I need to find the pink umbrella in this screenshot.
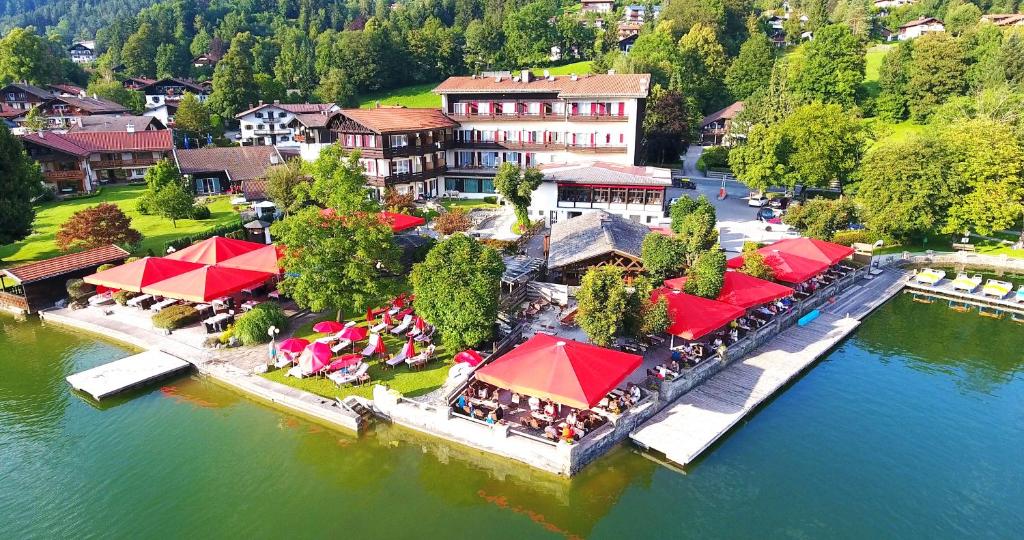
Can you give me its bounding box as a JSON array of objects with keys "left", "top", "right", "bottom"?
[
  {"left": 414, "top": 316, "right": 426, "bottom": 331},
  {"left": 313, "top": 320, "right": 345, "bottom": 334},
  {"left": 382, "top": 311, "right": 394, "bottom": 326},
  {"left": 327, "top": 353, "right": 362, "bottom": 373},
  {"left": 373, "top": 334, "right": 388, "bottom": 356},
  {"left": 338, "top": 325, "right": 368, "bottom": 342},
  {"left": 278, "top": 338, "right": 309, "bottom": 355},
  {"left": 454, "top": 349, "right": 484, "bottom": 367},
  {"left": 402, "top": 336, "right": 417, "bottom": 358},
  {"left": 299, "top": 342, "right": 333, "bottom": 374}
]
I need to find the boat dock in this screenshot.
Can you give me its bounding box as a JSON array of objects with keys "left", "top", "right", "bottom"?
[
  {"left": 66, "top": 350, "right": 192, "bottom": 400},
  {"left": 630, "top": 269, "right": 905, "bottom": 467},
  {"left": 903, "top": 280, "right": 1024, "bottom": 317}
]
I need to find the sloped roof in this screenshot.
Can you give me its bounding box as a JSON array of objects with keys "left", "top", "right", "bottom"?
[
  {"left": 235, "top": 102, "right": 335, "bottom": 118},
  {"left": 339, "top": 107, "right": 457, "bottom": 133},
  {"left": 48, "top": 95, "right": 128, "bottom": 114},
  {"left": 19, "top": 132, "right": 92, "bottom": 156},
  {"left": 537, "top": 161, "right": 672, "bottom": 187},
  {"left": 1, "top": 83, "right": 53, "bottom": 99},
  {"left": 47, "top": 83, "right": 85, "bottom": 96},
  {"left": 174, "top": 146, "right": 284, "bottom": 182},
  {"left": 900, "top": 17, "right": 943, "bottom": 29},
  {"left": 3, "top": 245, "right": 129, "bottom": 284},
  {"left": 20, "top": 130, "right": 173, "bottom": 155},
  {"left": 69, "top": 115, "right": 166, "bottom": 132},
  {"left": 137, "top": 77, "right": 208, "bottom": 94},
  {"left": 701, "top": 101, "right": 745, "bottom": 127},
  {"left": 434, "top": 73, "right": 651, "bottom": 98},
  {"left": 548, "top": 210, "right": 649, "bottom": 269},
  {"left": 291, "top": 112, "right": 335, "bottom": 128}
]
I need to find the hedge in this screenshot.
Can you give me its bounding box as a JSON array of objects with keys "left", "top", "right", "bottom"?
[
  {"left": 66, "top": 279, "right": 95, "bottom": 301},
  {"left": 233, "top": 302, "right": 289, "bottom": 346},
  {"left": 832, "top": 229, "right": 882, "bottom": 247},
  {"left": 113, "top": 290, "right": 139, "bottom": 305},
  {"left": 165, "top": 221, "right": 244, "bottom": 252},
  {"left": 152, "top": 304, "right": 201, "bottom": 330}
]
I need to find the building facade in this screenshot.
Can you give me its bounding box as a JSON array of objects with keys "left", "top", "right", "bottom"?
[
  {"left": 529, "top": 161, "right": 671, "bottom": 227},
  {"left": 68, "top": 41, "right": 96, "bottom": 63},
  {"left": 174, "top": 146, "right": 285, "bottom": 199},
  {"left": 236, "top": 102, "right": 338, "bottom": 148},
  {"left": 0, "top": 83, "right": 53, "bottom": 113},
  {"left": 434, "top": 71, "right": 650, "bottom": 198},
  {"left": 700, "top": 101, "right": 745, "bottom": 146},
  {"left": 899, "top": 17, "right": 945, "bottom": 40}
]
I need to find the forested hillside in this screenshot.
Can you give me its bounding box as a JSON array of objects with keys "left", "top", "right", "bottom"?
[{"left": 0, "top": 0, "right": 159, "bottom": 38}]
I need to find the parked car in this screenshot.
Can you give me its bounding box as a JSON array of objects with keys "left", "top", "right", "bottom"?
[
  {"left": 676, "top": 178, "right": 696, "bottom": 190},
  {"left": 747, "top": 192, "right": 769, "bottom": 207}
]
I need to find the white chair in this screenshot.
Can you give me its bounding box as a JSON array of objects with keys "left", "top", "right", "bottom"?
[
  {"left": 390, "top": 315, "right": 413, "bottom": 335},
  {"left": 369, "top": 320, "right": 387, "bottom": 333},
  {"left": 330, "top": 339, "right": 352, "bottom": 353},
  {"left": 385, "top": 350, "right": 408, "bottom": 368},
  {"left": 329, "top": 363, "right": 369, "bottom": 386},
  {"left": 360, "top": 334, "right": 380, "bottom": 357}
]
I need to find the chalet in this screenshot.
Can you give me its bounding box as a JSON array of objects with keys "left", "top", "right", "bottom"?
[
  {"left": 192, "top": 52, "right": 220, "bottom": 68},
  {"left": 288, "top": 110, "right": 337, "bottom": 160},
  {"left": 617, "top": 22, "right": 643, "bottom": 39},
  {"left": 68, "top": 115, "right": 166, "bottom": 132},
  {"left": 122, "top": 77, "right": 157, "bottom": 91},
  {"left": 899, "top": 17, "right": 944, "bottom": 40},
  {"left": 236, "top": 102, "right": 338, "bottom": 148},
  {"left": 174, "top": 145, "right": 285, "bottom": 199},
  {"left": 624, "top": 4, "right": 660, "bottom": 23},
  {"left": 982, "top": 14, "right": 1024, "bottom": 27},
  {"left": 47, "top": 83, "right": 85, "bottom": 97},
  {"left": 144, "top": 103, "right": 178, "bottom": 127},
  {"left": 136, "top": 78, "right": 210, "bottom": 109},
  {"left": 20, "top": 130, "right": 174, "bottom": 194},
  {"left": 0, "top": 245, "right": 129, "bottom": 315},
  {"left": 546, "top": 210, "right": 650, "bottom": 285},
  {"left": 581, "top": 0, "right": 615, "bottom": 14},
  {"left": 874, "top": 0, "right": 915, "bottom": 9},
  {"left": 24, "top": 95, "right": 129, "bottom": 129},
  {"left": 68, "top": 41, "right": 96, "bottom": 64},
  {"left": 325, "top": 107, "right": 457, "bottom": 199},
  {"left": 701, "top": 101, "right": 745, "bottom": 146},
  {"left": 530, "top": 161, "right": 671, "bottom": 227},
  {"left": 0, "top": 83, "right": 53, "bottom": 112}
]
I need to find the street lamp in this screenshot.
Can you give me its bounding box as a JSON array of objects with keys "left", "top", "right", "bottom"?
[{"left": 267, "top": 325, "right": 280, "bottom": 364}]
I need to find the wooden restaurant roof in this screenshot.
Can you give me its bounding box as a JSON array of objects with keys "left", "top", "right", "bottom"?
[{"left": 3, "top": 245, "right": 129, "bottom": 284}]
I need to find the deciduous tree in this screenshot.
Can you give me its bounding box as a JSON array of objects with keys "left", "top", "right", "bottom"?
[
  {"left": 791, "top": 24, "right": 865, "bottom": 107},
  {"left": 782, "top": 198, "right": 858, "bottom": 240},
  {"left": 56, "top": 203, "right": 142, "bottom": 251},
  {"left": 153, "top": 180, "right": 195, "bottom": 228},
  {"left": 725, "top": 32, "right": 775, "bottom": 101},
  {"left": 173, "top": 93, "right": 212, "bottom": 143},
  {"left": 641, "top": 84, "right": 698, "bottom": 164},
  {"left": 576, "top": 265, "right": 629, "bottom": 347},
  {"left": 209, "top": 32, "right": 257, "bottom": 119},
  {"left": 411, "top": 235, "right": 504, "bottom": 350},
  {"left": 907, "top": 33, "right": 968, "bottom": 121},
  {"left": 642, "top": 232, "right": 688, "bottom": 283},
  {"left": 677, "top": 23, "right": 730, "bottom": 112},
  {"left": 493, "top": 162, "right": 543, "bottom": 232},
  {"left": 300, "top": 145, "right": 377, "bottom": 213},
  {"left": 265, "top": 158, "right": 306, "bottom": 214},
  {"left": 0, "top": 124, "right": 43, "bottom": 247},
  {"left": 683, "top": 245, "right": 726, "bottom": 298}
]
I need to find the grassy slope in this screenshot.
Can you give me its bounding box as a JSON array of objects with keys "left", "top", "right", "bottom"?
[
  {"left": 0, "top": 185, "right": 238, "bottom": 266},
  {"left": 355, "top": 61, "right": 595, "bottom": 109}
]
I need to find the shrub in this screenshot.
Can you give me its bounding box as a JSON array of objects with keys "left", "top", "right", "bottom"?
[
  {"left": 233, "top": 303, "right": 288, "bottom": 346},
  {"left": 832, "top": 229, "right": 882, "bottom": 246},
  {"left": 218, "top": 325, "right": 235, "bottom": 345},
  {"left": 483, "top": 196, "right": 498, "bottom": 204},
  {"left": 696, "top": 146, "right": 731, "bottom": 173},
  {"left": 384, "top": 188, "right": 416, "bottom": 212},
  {"left": 434, "top": 209, "right": 473, "bottom": 235},
  {"left": 113, "top": 290, "right": 139, "bottom": 305},
  {"left": 135, "top": 193, "right": 154, "bottom": 215},
  {"left": 125, "top": 256, "right": 141, "bottom": 263},
  {"left": 165, "top": 221, "right": 244, "bottom": 252},
  {"left": 480, "top": 238, "right": 515, "bottom": 254},
  {"left": 152, "top": 304, "right": 200, "bottom": 330},
  {"left": 191, "top": 204, "right": 212, "bottom": 220},
  {"left": 66, "top": 279, "right": 95, "bottom": 301},
  {"left": 96, "top": 264, "right": 116, "bottom": 272}
]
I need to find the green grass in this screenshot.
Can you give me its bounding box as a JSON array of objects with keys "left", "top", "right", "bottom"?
[
  {"left": 531, "top": 60, "right": 593, "bottom": 76},
  {"left": 261, "top": 314, "right": 453, "bottom": 400},
  {"left": 440, "top": 199, "right": 501, "bottom": 211},
  {"left": 864, "top": 118, "right": 928, "bottom": 148},
  {"left": 0, "top": 185, "right": 239, "bottom": 266},
  {"left": 864, "top": 45, "right": 892, "bottom": 84}
]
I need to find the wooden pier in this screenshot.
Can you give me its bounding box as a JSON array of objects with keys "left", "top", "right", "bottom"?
[
  {"left": 66, "top": 350, "right": 192, "bottom": 401},
  {"left": 630, "top": 269, "right": 905, "bottom": 467}
]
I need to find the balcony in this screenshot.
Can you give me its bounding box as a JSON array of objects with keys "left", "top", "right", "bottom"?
[
  {"left": 566, "top": 144, "right": 628, "bottom": 154},
  {"left": 365, "top": 168, "right": 445, "bottom": 187},
  {"left": 44, "top": 169, "right": 85, "bottom": 181},
  {"left": 567, "top": 113, "right": 629, "bottom": 122},
  {"left": 91, "top": 157, "right": 158, "bottom": 169},
  {"left": 445, "top": 164, "right": 501, "bottom": 175},
  {"left": 447, "top": 111, "right": 559, "bottom": 122},
  {"left": 452, "top": 140, "right": 560, "bottom": 151}
]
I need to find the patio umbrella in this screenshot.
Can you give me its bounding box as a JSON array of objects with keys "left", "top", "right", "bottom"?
[
  {"left": 454, "top": 349, "right": 484, "bottom": 367},
  {"left": 299, "top": 342, "right": 332, "bottom": 374},
  {"left": 278, "top": 338, "right": 309, "bottom": 355},
  {"left": 165, "top": 236, "right": 265, "bottom": 265},
  {"left": 401, "top": 336, "right": 417, "bottom": 358},
  {"left": 373, "top": 334, "right": 388, "bottom": 356},
  {"left": 338, "top": 325, "right": 368, "bottom": 342},
  {"left": 313, "top": 320, "right": 345, "bottom": 334},
  {"left": 393, "top": 295, "right": 406, "bottom": 308},
  {"left": 217, "top": 244, "right": 283, "bottom": 274},
  {"left": 414, "top": 316, "right": 427, "bottom": 332},
  {"left": 382, "top": 311, "right": 395, "bottom": 326},
  {"left": 327, "top": 353, "right": 362, "bottom": 373},
  {"left": 366, "top": 307, "right": 374, "bottom": 322},
  {"left": 84, "top": 257, "right": 205, "bottom": 292},
  {"left": 140, "top": 266, "right": 272, "bottom": 303}
]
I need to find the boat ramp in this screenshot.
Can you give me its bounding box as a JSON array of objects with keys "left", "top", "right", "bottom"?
[{"left": 66, "top": 350, "right": 192, "bottom": 401}]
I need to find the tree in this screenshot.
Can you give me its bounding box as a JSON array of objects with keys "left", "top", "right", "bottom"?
[
  {"left": 315, "top": 68, "right": 356, "bottom": 108},
  {"left": 555, "top": 12, "right": 596, "bottom": 61},
  {"left": 576, "top": 265, "right": 629, "bottom": 347},
  {"left": 725, "top": 33, "right": 775, "bottom": 100},
  {"left": 86, "top": 80, "right": 145, "bottom": 114},
  {"left": 660, "top": 0, "right": 727, "bottom": 39},
  {"left": 493, "top": 162, "right": 543, "bottom": 232},
  {"left": 616, "top": 21, "right": 679, "bottom": 86},
  {"left": 739, "top": 250, "right": 774, "bottom": 280},
  {"left": 782, "top": 198, "right": 858, "bottom": 240},
  {"left": 173, "top": 93, "right": 212, "bottom": 143},
  {"left": 945, "top": 3, "right": 982, "bottom": 36},
  {"left": 273, "top": 207, "right": 399, "bottom": 320},
  {"left": 677, "top": 22, "right": 730, "bottom": 112},
  {"left": 0, "top": 26, "right": 57, "bottom": 84},
  {"left": 254, "top": 73, "right": 288, "bottom": 104},
  {"left": 678, "top": 208, "right": 719, "bottom": 264},
  {"left": 730, "top": 103, "right": 864, "bottom": 192},
  {"left": 121, "top": 22, "right": 157, "bottom": 77},
  {"left": 855, "top": 134, "right": 955, "bottom": 240},
  {"left": 640, "top": 296, "right": 671, "bottom": 337},
  {"left": 791, "top": 24, "right": 865, "bottom": 107},
  {"left": 876, "top": 42, "right": 913, "bottom": 122},
  {"left": 155, "top": 43, "right": 189, "bottom": 79},
  {"left": 502, "top": 1, "right": 557, "bottom": 66},
  {"left": 274, "top": 26, "right": 316, "bottom": 92},
  {"left": 22, "top": 106, "right": 46, "bottom": 131},
  {"left": 1004, "top": 29, "right": 1024, "bottom": 86},
  {"left": 411, "top": 234, "right": 504, "bottom": 351},
  {"left": 464, "top": 18, "right": 504, "bottom": 71},
  {"left": 731, "top": 63, "right": 796, "bottom": 137},
  {"left": 907, "top": 33, "right": 968, "bottom": 121},
  {"left": 642, "top": 84, "right": 698, "bottom": 164},
  {"left": 683, "top": 245, "right": 726, "bottom": 299},
  {"left": 265, "top": 159, "right": 306, "bottom": 214},
  {"left": 300, "top": 145, "right": 377, "bottom": 213},
  {"left": 153, "top": 181, "right": 195, "bottom": 228},
  {"left": 669, "top": 194, "right": 716, "bottom": 235},
  {"left": 433, "top": 209, "right": 473, "bottom": 235},
  {"left": 0, "top": 124, "right": 43, "bottom": 246},
  {"left": 209, "top": 32, "right": 257, "bottom": 119},
  {"left": 642, "top": 233, "right": 688, "bottom": 283},
  {"left": 56, "top": 203, "right": 142, "bottom": 251}
]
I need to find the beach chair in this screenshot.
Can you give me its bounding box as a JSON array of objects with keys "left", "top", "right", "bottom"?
[
  {"left": 1016, "top": 285, "right": 1024, "bottom": 303},
  {"left": 330, "top": 339, "right": 352, "bottom": 353},
  {"left": 286, "top": 364, "right": 312, "bottom": 378},
  {"left": 88, "top": 292, "right": 114, "bottom": 306},
  {"left": 951, "top": 273, "right": 983, "bottom": 292},
  {"left": 982, "top": 279, "right": 1013, "bottom": 299},
  {"left": 384, "top": 349, "right": 408, "bottom": 368},
  {"left": 329, "top": 363, "right": 369, "bottom": 386},
  {"left": 407, "top": 345, "right": 435, "bottom": 370},
  {"left": 369, "top": 320, "right": 388, "bottom": 333},
  {"left": 273, "top": 352, "right": 295, "bottom": 369},
  {"left": 914, "top": 268, "right": 945, "bottom": 286},
  {"left": 390, "top": 314, "right": 413, "bottom": 335},
  {"left": 360, "top": 334, "right": 380, "bottom": 357}
]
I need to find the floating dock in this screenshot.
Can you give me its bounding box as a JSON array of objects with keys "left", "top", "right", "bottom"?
[
  {"left": 903, "top": 280, "right": 1024, "bottom": 317},
  {"left": 630, "top": 269, "right": 905, "bottom": 467},
  {"left": 66, "top": 350, "right": 192, "bottom": 400}
]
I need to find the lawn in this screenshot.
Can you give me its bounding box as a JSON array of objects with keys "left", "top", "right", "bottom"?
[
  {"left": 0, "top": 184, "right": 240, "bottom": 266},
  {"left": 532, "top": 60, "right": 593, "bottom": 76},
  {"left": 440, "top": 198, "right": 501, "bottom": 211},
  {"left": 864, "top": 118, "right": 928, "bottom": 148},
  {"left": 861, "top": 44, "right": 892, "bottom": 100},
  {"left": 261, "top": 313, "right": 453, "bottom": 400}
]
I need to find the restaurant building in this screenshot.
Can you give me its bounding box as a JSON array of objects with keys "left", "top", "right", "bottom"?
[
  {"left": 530, "top": 161, "right": 671, "bottom": 227},
  {"left": 546, "top": 210, "right": 650, "bottom": 285}
]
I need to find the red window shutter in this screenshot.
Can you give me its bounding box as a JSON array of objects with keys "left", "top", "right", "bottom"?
[
  {"left": 590, "top": 133, "right": 595, "bottom": 146},
  {"left": 618, "top": 102, "right": 625, "bottom": 116}
]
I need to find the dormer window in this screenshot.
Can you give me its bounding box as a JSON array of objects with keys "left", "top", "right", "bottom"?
[{"left": 278, "top": 112, "right": 286, "bottom": 118}]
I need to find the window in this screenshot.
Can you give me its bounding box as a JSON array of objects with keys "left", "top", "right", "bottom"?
[
  {"left": 390, "top": 134, "right": 409, "bottom": 147},
  {"left": 278, "top": 112, "right": 286, "bottom": 118},
  {"left": 151, "top": 96, "right": 159, "bottom": 103},
  {"left": 611, "top": 189, "right": 627, "bottom": 203},
  {"left": 195, "top": 177, "right": 221, "bottom": 195},
  {"left": 279, "top": 123, "right": 286, "bottom": 129},
  {"left": 255, "top": 112, "right": 263, "bottom": 118},
  {"left": 394, "top": 159, "right": 411, "bottom": 175},
  {"left": 244, "top": 124, "right": 252, "bottom": 130},
  {"left": 280, "top": 136, "right": 290, "bottom": 141},
  {"left": 464, "top": 178, "right": 479, "bottom": 193}
]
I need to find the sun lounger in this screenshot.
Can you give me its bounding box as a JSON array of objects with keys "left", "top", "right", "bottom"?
[
  {"left": 126, "top": 294, "right": 151, "bottom": 307},
  {"left": 390, "top": 314, "right": 413, "bottom": 335},
  {"left": 370, "top": 321, "right": 387, "bottom": 333},
  {"left": 360, "top": 334, "right": 381, "bottom": 357},
  {"left": 384, "top": 350, "right": 408, "bottom": 368},
  {"left": 330, "top": 339, "right": 352, "bottom": 353},
  {"left": 914, "top": 268, "right": 945, "bottom": 286},
  {"left": 406, "top": 347, "right": 434, "bottom": 370},
  {"left": 328, "top": 362, "right": 369, "bottom": 386},
  {"left": 88, "top": 292, "right": 114, "bottom": 306},
  {"left": 286, "top": 365, "right": 314, "bottom": 378},
  {"left": 982, "top": 279, "right": 1013, "bottom": 299},
  {"left": 273, "top": 353, "right": 295, "bottom": 369},
  {"left": 951, "top": 273, "right": 983, "bottom": 292}
]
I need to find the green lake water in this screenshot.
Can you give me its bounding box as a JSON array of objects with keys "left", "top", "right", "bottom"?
[{"left": 2, "top": 294, "right": 1023, "bottom": 538}]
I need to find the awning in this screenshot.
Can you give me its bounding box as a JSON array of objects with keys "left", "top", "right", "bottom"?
[
  {"left": 379, "top": 211, "right": 425, "bottom": 233},
  {"left": 727, "top": 250, "right": 828, "bottom": 284},
  {"left": 217, "top": 244, "right": 283, "bottom": 274},
  {"left": 475, "top": 333, "right": 642, "bottom": 410},
  {"left": 763, "top": 237, "right": 854, "bottom": 265},
  {"left": 652, "top": 287, "right": 745, "bottom": 341},
  {"left": 664, "top": 271, "right": 794, "bottom": 309},
  {"left": 83, "top": 257, "right": 204, "bottom": 292},
  {"left": 165, "top": 236, "right": 266, "bottom": 265},
  {"left": 141, "top": 265, "right": 272, "bottom": 302}
]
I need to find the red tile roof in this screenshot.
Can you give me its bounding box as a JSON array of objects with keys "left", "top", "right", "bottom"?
[
  {"left": 3, "top": 245, "right": 129, "bottom": 284},
  {"left": 701, "top": 101, "right": 745, "bottom": 127},
  {"left": 174, "top": 146, "right": 284, "bottom": 182},
  {"left": 235, "top": 102, "right": 335, "bottom": 118},
  {"left": 434, "top": 73, "right": 651, "bottom": 98},
  {"left": 899, "top": 17, "right": 943, "bottom": 30},
  {"left": 19, "top": 132, "right": 92, "bottom": 156},
  {"left": 19, "top": 130, "right": 174, "bottom": 156},
  {"left": 48, "top": 83, "right": 85, "bottom": 96},
  {"left": 0, "top": 104, "right": 22, "bottom": 119},
  {"left": 339, "top": 107, "right": 457, "bottom": 133}
]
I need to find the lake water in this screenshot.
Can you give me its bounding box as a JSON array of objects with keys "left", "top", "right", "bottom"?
[{"left": 2, "top": 294, "right": 1022, "bottom": 539}]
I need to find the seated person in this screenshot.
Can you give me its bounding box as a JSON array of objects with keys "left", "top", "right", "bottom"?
[
  {"left": 544, "top": 424, "right": 558, "bottom": 440},
  {"left": 455, "top": 394, "right": 468, "bottom": 414},
  {"left": 528, "top": 395, "right": 541, "bottom": 411},
  {"left": 607, "top": 398, "right": 622, "bottom": 414},
  {"left": 729, "top": 328, "right": 740, "bottom": 343},
  {"left": 565, "top": 409, "right": 577, "bottom": 426},
  {"left": 712, "top": 337, "right": 724, "bottom": 348},
  {"left": 477, "top": 386, "right": 489, "bottom": 399},
  {"left": 629, "top": 384, "right": 642, "bottom": 403},
  {"left": 493, "top": 404, "right": 504, "bottom": 422},
  {"left": 561, "top": 424, "right": 575, "bottom": 442},
  {"left": 543, "top": 401, "right": 556, "bottom": 417},
  {"left": 510, "top": 392, "right": 521, "bottom": 410},
  {"left": 669, "top": 359, "right": 681, "bottom": 373}
]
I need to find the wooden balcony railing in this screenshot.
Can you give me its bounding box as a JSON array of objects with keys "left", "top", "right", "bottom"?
[
  {"left": 44, "top": 169, "right": 85, "bottom": 181},
  {"left": 91, "top": 157, "right": 157, "bottom": 169}
]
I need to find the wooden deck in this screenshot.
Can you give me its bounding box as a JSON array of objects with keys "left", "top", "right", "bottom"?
[
  {"left": 630, "top": 269, "right": 905, "bottom": 467},
  {"left": 903, "top": 279, "right": 1024, "bottom": 316},
  {"left": 66, "top": 350, "right": 192, "bottom": 401}
]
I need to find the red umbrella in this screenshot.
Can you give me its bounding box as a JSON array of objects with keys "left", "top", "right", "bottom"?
[
  {"left": 454, "top": 349, "right": 484, "bottom": 367},
  {"left": 338, "top": 325, "right": 368, "bottom": 342},
  {"left": 401, "top": 336, "right": 417, "bottom": 358},
  {"left": 313, "top": 320, "right": 345, "bottom": 334},
  {"left": 652, "top": 288, "right": 745, "bottom": 341},
  {"left": 393, "top": 295, "right": 406, "bottom": 308},
  {"left": 373, "top": 334, "right": 388, "bottom": 355},
  {"left": 278, "top": 338, "right": 309, "bottom": 355},
  {"left": 84, "top": 257, "right": 205, "bottom": 292},
  {"left": 414, "top": 316, "right": 426, "bottom": 331},
  {"left": 379, "top": 211, "right": 426, "bottom": 233},
  {"left": 140, "top": 266, "right": 272, "bottom": 303},
  {"left": 664, "top": 272, "right": 794, "bottom": 309},
  {"left": 165, "top": 236, "right": 265, "bottom": 264},
  {"left": 217, "top": 244, "right": 283, "bottom": 274},
  {"left": 366, "top": 308, "right": 374, "bottom": 322},
  {"left": 327, "top": 353, "right": 362, "bottom": 373},
  {"left": 299, "top": 342, "right": 332, "bottom": 373},
  {"left": 382, "top": 311, "right": 395, "bottom": 326}
]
